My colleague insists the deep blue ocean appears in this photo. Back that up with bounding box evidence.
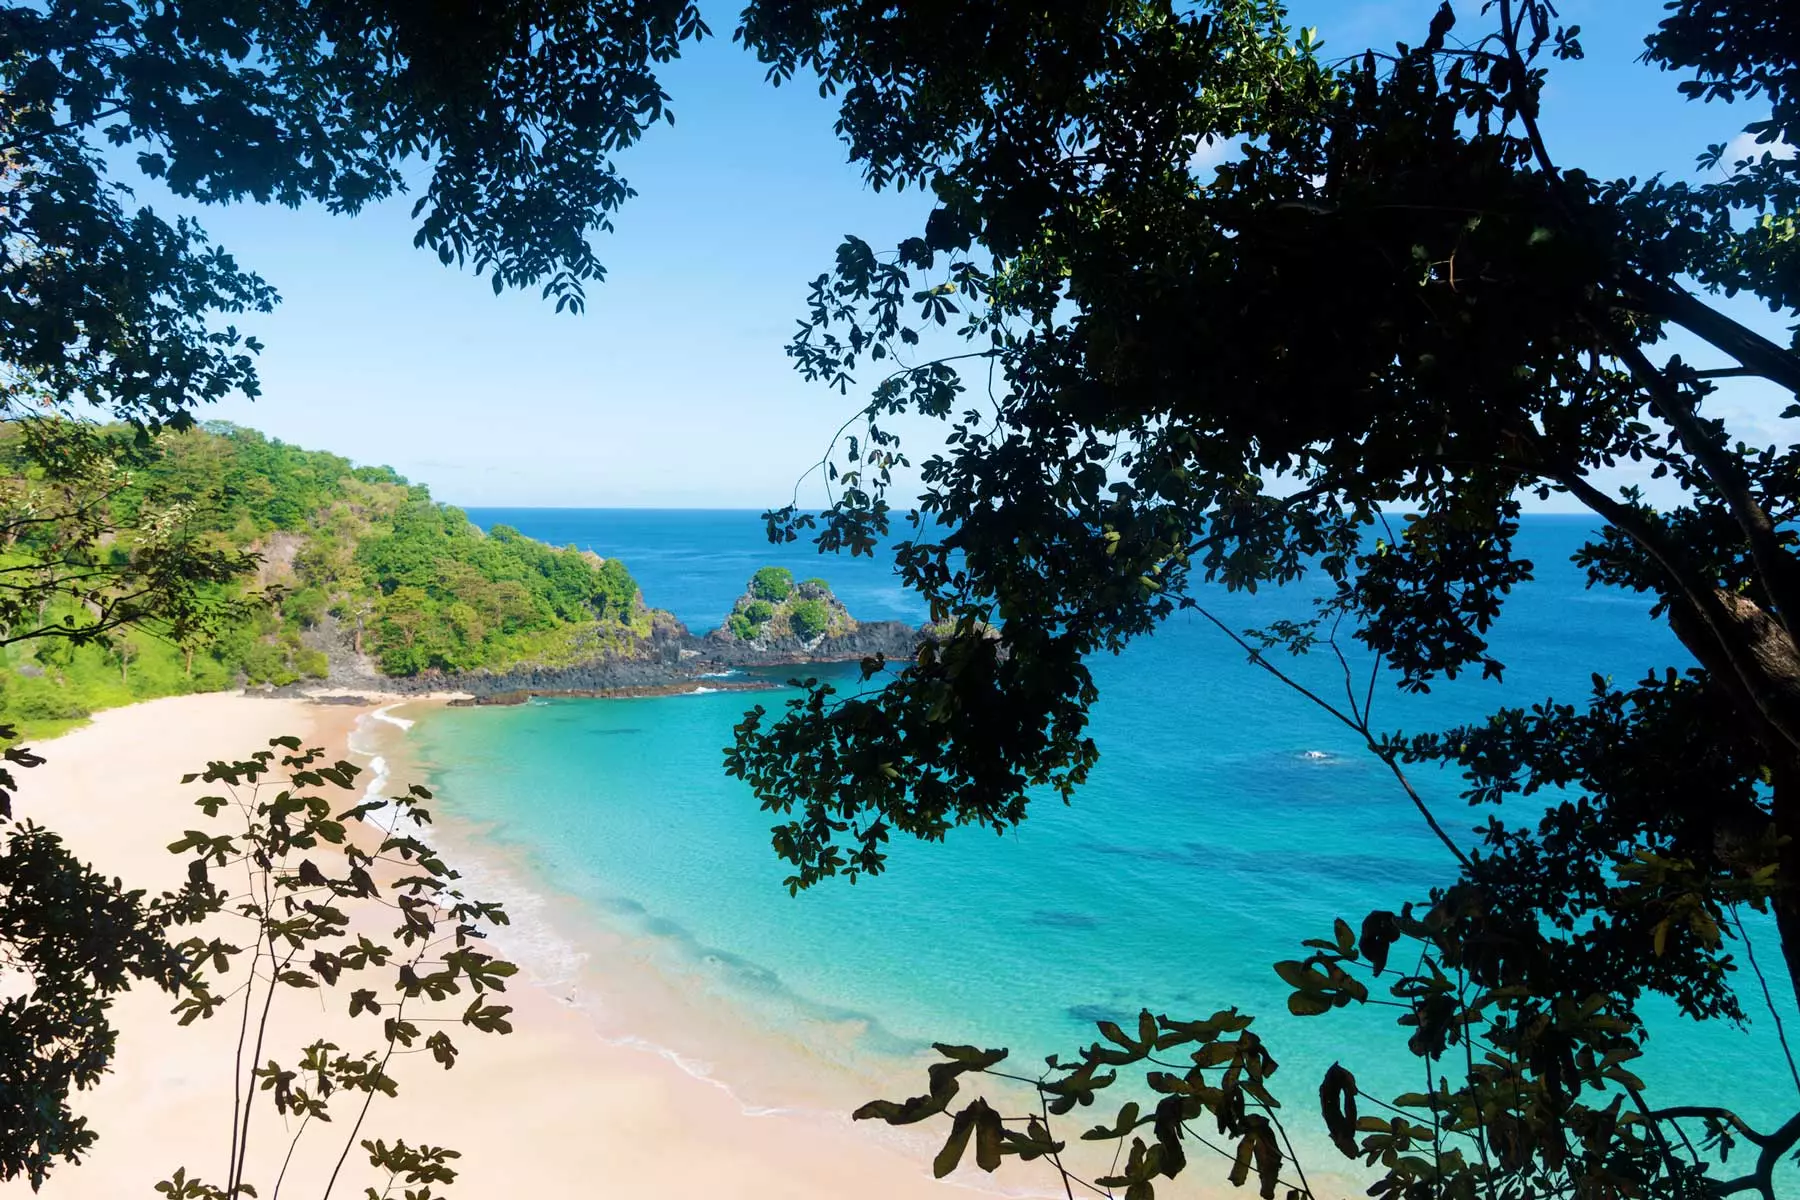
[402,509,1796,1172]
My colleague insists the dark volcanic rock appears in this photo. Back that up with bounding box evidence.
[258,592,926,702]
[698,619,923,667]
[391,618,924,698]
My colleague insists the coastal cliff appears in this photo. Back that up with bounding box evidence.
[0,421,925,731]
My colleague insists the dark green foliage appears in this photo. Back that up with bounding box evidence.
[727,612,758,641]
[788,598,831,641]
[358,515,641,676]
[0,728,515,1193]
[0,421,256,665]
[0,733,185,1186]
[727,0,1800,1197]
[0,0,711,429]
[156,737,514,1197]
[743,599,777,626]
[0,2,710,1189]
[0,421,648,711]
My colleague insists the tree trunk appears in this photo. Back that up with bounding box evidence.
[184,646,193,677]
[1665,590,1800,1010]
[1774,767,1800,1013]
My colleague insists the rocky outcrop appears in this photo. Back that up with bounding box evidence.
[699,619,922,667]
[262,572,929,702]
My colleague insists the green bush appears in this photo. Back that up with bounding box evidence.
[285,587,327,629]
[789,598,832,641]
[240,642,297,687]
[749,566,794,602]
[2,675,91,722]
[742,599,775,625]
[728,612,757,641]
[379,644,426,675]
[800,577,831,594]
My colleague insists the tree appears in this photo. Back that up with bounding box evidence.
[1,0,708,430]
[0,420,253,654]
[0,0,706,1182]
[104,630,136,685]
[156,737,515,1200]
[0,741,187,1187]
[723,1,1800,1197]
[340,596,376,658]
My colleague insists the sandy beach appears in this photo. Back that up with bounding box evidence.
[3,692,1028,1200]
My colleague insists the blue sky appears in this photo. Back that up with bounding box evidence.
[181,0,1788,509]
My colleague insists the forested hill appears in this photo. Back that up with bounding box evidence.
[0,421,650,733]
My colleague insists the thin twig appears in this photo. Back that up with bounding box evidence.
[1192,603,1473,869]
[1730,907,1800,1098]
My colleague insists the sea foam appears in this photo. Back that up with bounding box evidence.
[347,705,594,991]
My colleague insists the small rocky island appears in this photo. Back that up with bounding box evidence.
[286,567,926,704]
[718,568,850,646]
[698,567,922,667]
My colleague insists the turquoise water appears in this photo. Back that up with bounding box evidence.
[410,509,1797,1169]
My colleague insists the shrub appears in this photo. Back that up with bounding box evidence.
[728,612,757,641]
[284,587,327,628]
[379,644,426,676]
[742,599,775,625]
[789,598,832,641]
[749,566,794,602]
[3,676,90,722]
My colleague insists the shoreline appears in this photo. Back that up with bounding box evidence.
[445,678,780,706]
[345,697,953,1128]
[264,613,927,704]
[6,691,1057,1200]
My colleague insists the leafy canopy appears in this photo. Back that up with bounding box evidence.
[0,0,706,1187]
[723,1,1800,1198]
[0,0,710,425]
[0,421,648,735]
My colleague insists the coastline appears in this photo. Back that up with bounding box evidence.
[4,691,1049,1200]
[266,611,927,705]
[361,698,932,1109]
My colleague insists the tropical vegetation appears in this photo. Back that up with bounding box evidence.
[0,0,699,1186]
[2,0,1797,1197]
[0,420,647,737]
[724,568,851,643]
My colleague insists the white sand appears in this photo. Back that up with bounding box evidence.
[3,692,1033,1199]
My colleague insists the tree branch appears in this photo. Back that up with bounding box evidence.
[1191,603,1474,870]
[1623,272,1800,398]
[1607,335,1800,632]
[1552,468,1800,757]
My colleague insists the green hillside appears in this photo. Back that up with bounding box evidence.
[0,422,647,736]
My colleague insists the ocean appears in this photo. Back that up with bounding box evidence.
[363,509,1797,1184]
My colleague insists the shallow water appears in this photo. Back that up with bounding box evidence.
[386,509,1798,1176]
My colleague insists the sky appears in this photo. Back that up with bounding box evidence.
[168,0,1791,510]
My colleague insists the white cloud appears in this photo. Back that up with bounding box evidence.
[1188,136,1240,177]
[1724,129,1795,168]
